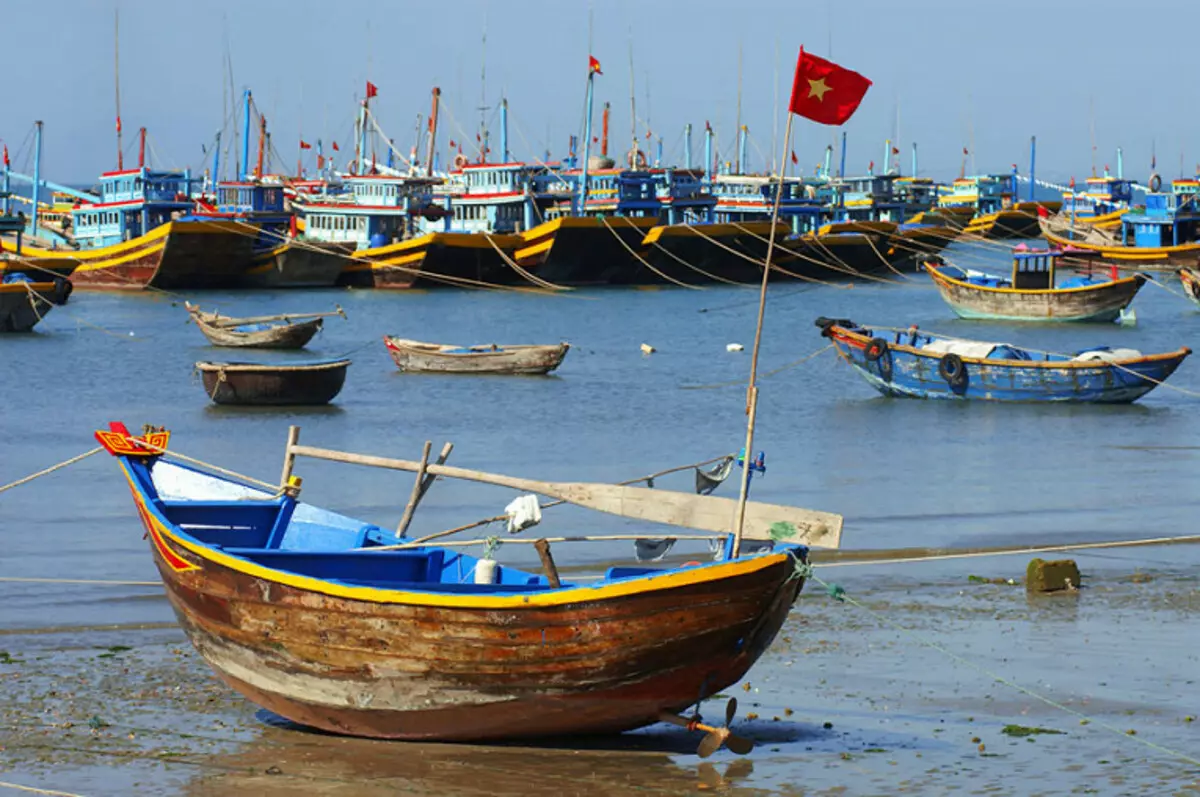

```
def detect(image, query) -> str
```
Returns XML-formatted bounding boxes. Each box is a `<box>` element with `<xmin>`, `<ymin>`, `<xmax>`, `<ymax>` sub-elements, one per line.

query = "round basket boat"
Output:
<box><xmin>195</xmin><ymin>359</ymin><xmax>351</xmax><ymax>406</ymax></box>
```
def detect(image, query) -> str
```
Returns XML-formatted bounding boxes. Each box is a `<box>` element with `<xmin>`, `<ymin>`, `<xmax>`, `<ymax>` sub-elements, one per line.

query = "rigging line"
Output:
<box><xmin>22</xmin><ymin>283</ymin><xmax>156</xmax><ymax>340</ymax></box>
<box><xmin>481</xmin><ymin>232</ymin><xmax>575</xmax><ymax>292</ymax></box>
<box><xmin>731</xmin><ymin>222</ymin><xmax>902</xmax><ymax>285</ymax></box>
<box><xmin>641</xmin><ymin>233</ymin><xmax>751</xmax><ymax>286</ymax></box>
<box><xmin>604</xmin><ymin>216</ymin><xmax>704</xmax><ymax>289</ymax></box>
<box><xmin>690</xmin><ymin>223</ymin><xmax>852</xmax><ymax>288</ymax></box>
<box><xmin>680</xmin><ymin>343</ymin><xmax>835</xmax><ymax>390</ymax></box>
<box><xmin>0</xmin><ymin>447</ymin><xmax>102</xmax><ymax>495</ymax></box>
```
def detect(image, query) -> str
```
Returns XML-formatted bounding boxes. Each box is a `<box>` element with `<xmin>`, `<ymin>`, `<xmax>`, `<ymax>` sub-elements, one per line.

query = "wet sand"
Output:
<box><xmin>2</xmin><ymin>553</ymin><xmax>1198</xmax><ymax>795</ymax></box>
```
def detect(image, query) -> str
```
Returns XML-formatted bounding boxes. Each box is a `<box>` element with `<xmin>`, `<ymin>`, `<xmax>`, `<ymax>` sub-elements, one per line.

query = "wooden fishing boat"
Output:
<box><xmin>0</xmin><ymin>275</ymin><xmax>71</xmax><ymax>332</ymax></box>
<box><xmin>383</xmin><ymin>337</ymin><xmax>569</xmax><ymax>375</ymax></box>
<box><xmin>195</xmin><ymin>359</ymin><xmax>351</xmax><ymax>405</ymax></box>
<box><xmin>817</xmin><ymin>317</ymin><xmax>1189</xmax><ymax>403</ymax></box>
<box><xmin>515</xmin><ymin>215</ymin><xmax>657</xmax><ymax>285</ymax></box>
<box><xmin>0</xmin><ymin>254</ymin><xmax>79</xmax><ymax>280</ymax></box>
<box><xmin>336</xmin><ymin>231</ymin><xmax>524</xmax><ymax>289</ymax></box>
<box><xmin>241</xmin><ymin>240</ymin><xmax>354</xmax><ymax>288</ymax></box>
<box><xmin>1179</xmin><ymin>267</ymin><xmax>1200</xmax><ymax>306</ymax></box>
<box><xmin>185</xmin><ymin>303</ymin><xmax>345</xmax><ymax>349</ymax></box>
<box><xmin>93</xmin><ymin>422</ymin><xmax>842</xmax><ymax>742</ymax></box>
<box><xmin>924</xmin><ymin>249</ymin><xmax>1144</xmax><ymax>322</ymax></box>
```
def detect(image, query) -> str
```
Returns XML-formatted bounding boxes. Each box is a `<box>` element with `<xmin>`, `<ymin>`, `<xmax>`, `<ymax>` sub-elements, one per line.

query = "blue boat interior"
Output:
<box><xmin>934</xmin><ymin>262</ymin><xmax>1109</xmax><ymax>291</ymax></box>
<box><xmin>126</xmin><ymin>457</ymin><xmax>774</xmax><ymax>594</ymax></box>
<box><xmin>844</xmin><ymin>322</ymin><xmax>1132</xmax><ymax>363</ymax></box>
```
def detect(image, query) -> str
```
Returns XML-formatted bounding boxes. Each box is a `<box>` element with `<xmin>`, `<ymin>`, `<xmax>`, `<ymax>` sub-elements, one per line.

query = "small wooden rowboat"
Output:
<box><xmin>186</xmin><ymin>303</ymin><xmax>346</xmax><ymax>349</ymax></box>
<box><xmin>195</xmin><ymin>359</ymin><xmax>351</xmax><ymax>405</ymax></box>
<box><xmin>383</xmin><ymin>337</ymin><xmax>570</xmax><ymax>375</ymax></box>
<box><xmin>93</xmin><ymin>423</ymin><xmax>843</xmax><ymax>744</ymax></box>
<box><xmin>0</xmin><ymin>276</ymin><xmax>72</xmax><ymax>332</ymax></box>
<box><xmin>817</xmin><ymin>317</ymin><xmax>1189</xmax><ymax>403</ymax></box>
<box><xmin>925</xmin><ymin>249</ymin><xmax>1144</xmax><ymax>323</ymax></box>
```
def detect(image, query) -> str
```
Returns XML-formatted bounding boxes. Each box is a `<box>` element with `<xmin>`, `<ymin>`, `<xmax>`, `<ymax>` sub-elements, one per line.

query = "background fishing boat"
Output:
<box><xmin>186</xmin><ymin>303</ymin><xmax>344</xmax><ymax>349</ymax></box>
<box><xmin>818</xmin><ymin>317</ymin><xmax>1189</xmax><ymax>403</ymax></box>
<box><xmin>195</xmin><ymin>359</ymin><xmax>351</xmax><ymax>405</ymax></box>
<box><xmin>925</xmin><ymin>249</ymin><xmax>1144</xmax><ymax>322</ymax></box>
<box><xmin>1179</xmin><ymin>266</ymin><xmax>1200</xmax><ymax>306</ymax></box>
<box><xmin>0</xmin><ymin>274</ymin><xmax>71</xmax><ymax>332</ymax></box>
<box><xmin>383</xmin><ymin>337</ymin><xmax>569</xmax><ymax>374</ymax></box>
<box><xmin>93</xmin><ymin>423</ymin><xmax>840</xmax><ymax>742</ymax></box>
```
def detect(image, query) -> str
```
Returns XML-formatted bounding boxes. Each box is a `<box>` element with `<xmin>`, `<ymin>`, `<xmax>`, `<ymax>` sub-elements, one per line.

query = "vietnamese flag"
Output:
<box><xmin>589</xmin><ymin>55</ymin><xmax>602</xmax><ymax>75</ymax></box>
<box><xmin>299</xmin><ymin>140</ymin><xmax>312</xmax><ymax>150</ymax></box>
<box><xmin>332</xmin><ymin>141</ymin><xmax>340</xmax><ymax>152</ymax></box>
<box><xmin>790</xmin><ymin>150</ymin><xmax>798</xmax><ymax>165</ymax></box>
<box><xmin>788</xmin><ymin>48</ymin><xmax>871</xmax><ymax>126</ymax></box>
<box><xmin>366</xmin><ymin>80</ymin><xmax>378</xmax><ymax>99</ymax></box>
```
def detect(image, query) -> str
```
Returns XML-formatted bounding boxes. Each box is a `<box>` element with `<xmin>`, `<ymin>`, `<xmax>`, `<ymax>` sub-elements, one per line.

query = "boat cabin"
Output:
<box><xmin>1010</xmin><ymin>250</ymin><xmax>1058</xmax><ymax>290</ymax></box>
<box><xmin>1119</xmin><ymin>191</ymin><xmax>1200</xmax><ymax>248</ymax></box>
<box><xmin>71</xmin><ymin>168</ymin><xmax>198</xmax><ymax>248</ymax></box>
<box><xmin>937</xmin><ymin>174</ymin><xmax>1015</xmax><ymax>214</ymax></box>
<box><xmin>655</xmin><ymin>168</ymin><xmax>715</xmax><ymax>225</ymax></box>
<box><xmin>300</xmin><ymin>174</ymin><xmax>441</xmax><ymax>249</ymax></box>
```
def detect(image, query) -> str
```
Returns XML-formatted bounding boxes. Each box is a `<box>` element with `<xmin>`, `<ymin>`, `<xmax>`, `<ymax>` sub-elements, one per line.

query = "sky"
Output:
<box><xmin>5</xmin><ymin>0</ymin><xmax>1198</xmax><ymax>187</ymax></box>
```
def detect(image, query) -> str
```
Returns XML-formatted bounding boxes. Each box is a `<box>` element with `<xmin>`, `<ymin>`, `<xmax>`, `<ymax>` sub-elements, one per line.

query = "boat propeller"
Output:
<box><xmin>659</xmin><ymin>697</ymin><xmax>755</xmax><ymax>758</ymax></box>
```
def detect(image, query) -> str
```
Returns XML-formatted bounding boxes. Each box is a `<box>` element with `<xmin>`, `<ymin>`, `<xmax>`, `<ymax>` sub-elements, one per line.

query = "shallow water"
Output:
<box><xmin>2</xmin><ymin>238</ymin><xmax>1199</xmax><ymax>794</ymax></box>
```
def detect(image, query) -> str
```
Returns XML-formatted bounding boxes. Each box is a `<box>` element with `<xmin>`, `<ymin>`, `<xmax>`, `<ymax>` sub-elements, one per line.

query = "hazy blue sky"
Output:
<box><xmin>5</xmin><ymin>0</ymin><xmax>1197</xmax><ymax>185</ymax></box>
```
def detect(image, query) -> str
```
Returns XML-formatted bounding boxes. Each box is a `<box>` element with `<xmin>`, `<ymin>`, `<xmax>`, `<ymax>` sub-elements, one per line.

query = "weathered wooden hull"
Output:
<box><xmin>635</xmin><ymin>221</ymin><xmax>778</xmax><ymax>285</ymax></box>
<box><xmin>338</xmin><ymin>232</ymin><xmax>522</xmax><ymax>289</ymax></box>
<box><xmin>196</xmin><ymin>360</ymin><xmax>350</xmax><ymax>405</ymax></box>
<box><xmin>194</xmin><ymin>318</ymin><xmax>323</xmax><ymax>349</ymax></box>
<box><xmin>780</xmin><ymin>231</ymin><xmax>903</xmax><ymax>280</ymax></box>
<box><xmin>515</xmin><ymin>216</ymin><xmax>656</xmax><ymax>285</ymax></box>
<box><xmin>1041</xmin><ymin>225</ymin><xmax>1200</xmax><ymax>268</ymax></box>
<box><xmin>0</xmin><ymin>280</ymin><xmax>64</xmax><ymax>332</ymax></box>
<box><xmin>822</xmin><ymin>321</ymin><xmax>1189</xmax><ymax>403</ymax></box>
<box><xmin>1179</xmin><ymin>268</ymin><xmax>1200</xmax><ymax>307</ymax></box>
<box><xmin>241</xmin><ymin>241</ymin><xmax>354</xmax><ymax>288</ymax></box>
<box><xmin>142</xmin><ymin>510</ymin><xmax>801</xmax><ymax>741</ymax></box>
<box><xmin>28</xmin><ymin>220</ymin><xmax>259</xmax><ymax>290</ymax></box>
<box><xmin>926</xmin><ymin>264</ymin><xmax>1144</xmax><ymax>322</ymax></box>
<box><xmin>383</xmin><ymin>337</ymin><xmax>569</xmax><ymax>374</ymax></box>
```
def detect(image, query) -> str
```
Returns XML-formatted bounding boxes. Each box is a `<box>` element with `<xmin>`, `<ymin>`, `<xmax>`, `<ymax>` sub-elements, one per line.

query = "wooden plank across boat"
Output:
<box><xmin>817</xmin><ymin>317</ymin><xmax>1190</xmax><ymax>403</ymax></box>
<box><xmin>195</xmin><ymin>359</ymin><xmax>351</xmax><ymax>405</ymax></box>
<box><xmin>186</xmin><ymin>303</ymin><xmax>345</xmax><ymax>349</ymax></box>
<box><xmin>383</xmin><ymin>336</ymin><xmax>569</xmax><ymax>375</ymax></box>
<box><xmin>93</xmin><ymin>423</ymin><xmax>842</xmax><ymax>742</ymax></box>
<box><xmin>924</xmin><ymin>249</ymin><xmax>1144</xmax><ymax>322</ymax></box>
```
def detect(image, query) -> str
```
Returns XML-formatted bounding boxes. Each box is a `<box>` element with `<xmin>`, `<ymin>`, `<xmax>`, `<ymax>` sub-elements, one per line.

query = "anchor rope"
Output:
<box><xmin>680</xmin><ymin>343</ymin><xmax>834</xmax><ymax>390</ymax></box>
<box><xmin>0</xmin><ymin>448</ymin><xmax>102</xmax><ymax>495</ymax></box>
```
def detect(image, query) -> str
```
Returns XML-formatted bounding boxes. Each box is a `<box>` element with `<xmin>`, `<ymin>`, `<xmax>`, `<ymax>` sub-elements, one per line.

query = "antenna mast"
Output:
<box><xmin>114</xmin><ymin>8</ymin><xmax>123</xmax><ymax>170</ymax></box>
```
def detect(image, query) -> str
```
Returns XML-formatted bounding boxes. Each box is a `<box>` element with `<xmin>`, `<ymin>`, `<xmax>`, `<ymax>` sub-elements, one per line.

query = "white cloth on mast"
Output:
<box><xmin>505</xmin><ymin>494</ymin><xmax>542</xmax><ymax>534</ymax></box>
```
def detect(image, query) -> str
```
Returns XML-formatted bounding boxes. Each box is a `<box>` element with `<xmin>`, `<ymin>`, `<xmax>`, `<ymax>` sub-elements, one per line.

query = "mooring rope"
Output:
<box><xmin>0</xmin><ymin>779</ymin><xmax>87</xmax><ymax>797</ymax></box>
<box><xmin>603</xmin><ymin>216</ymin><xmax>706</xmax><ymax>289</ymax></box>
<box><xmin>680</xmin><ymin>343</ymin><xmax>835</xmax><ymax>390</ymax></box>
<box><xmin>482</xmin><ymin>231</ymin><xmax>573</xmax><ymax>292</ymax></box>
<box><xmin>0</xmin><ymin>448</ymin><xmax>102</xmax><ymax>495</ymax></box>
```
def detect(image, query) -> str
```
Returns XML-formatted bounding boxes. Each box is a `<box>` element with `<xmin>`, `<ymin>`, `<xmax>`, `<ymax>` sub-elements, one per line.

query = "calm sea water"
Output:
<box><xmin>3</xmin><ymin>238</ymin><xmax>1200</xmax><ymax>629</ymax></box>
<box><xmin>3</xmin><ymin>238</ymin><xmax>1200</xmax><ymax>794</ymax></box>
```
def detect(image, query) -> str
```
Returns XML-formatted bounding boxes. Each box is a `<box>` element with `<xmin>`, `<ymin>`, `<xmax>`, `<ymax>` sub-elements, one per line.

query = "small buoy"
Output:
<box><xmin>640</xmin><ymin>343</ymin><xmax>655</xmax><ymax>355</ymax></box>
<box><xmin>128</xmin><ymin>331</ymin><xmax>135</xmax><ymax>336</ymax></box>
<box><xmin>726</xmin><ymin>343</ymin><xmax>744</xmax><ymax>352</ymax></box>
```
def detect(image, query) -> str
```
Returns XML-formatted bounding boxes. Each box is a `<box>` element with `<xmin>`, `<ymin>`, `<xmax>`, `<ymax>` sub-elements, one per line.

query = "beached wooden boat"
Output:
<box><xmin>195</xmin><ymin>360</ymin><xmax>351</xmax><ymax>405</ymax></box>
<box><xmin>186</xmin><ymin>303</ymin><xmax>345</xmax><ymax>349</ymax></box>
<box><xmin>93</xmin><ymin>422</ymin><xmax>842</xmax><ymax>742</ymax></box>
<box><xmin>925</xmin><ymin>249</ymin><xmax>1144</xmax><ymax>322</ymax></box>
<box><xmin>383</xmin><ymin>337</ymin><xmax>569</xmax><ymax>375</ymax></box>
<box><xmin>818</xmin><ymin>317</ymin><xmax>1189</xmax><ymax>403</ymax></box>
<box><xmin>1179</xmin><ymin>267</ymin><xmax>1200</xmax><ymax>306</ymax></box>
<box><xmin>0</xmin><ymin>276</ymin><xmax>72</xmax><ymax>332</ymax></box>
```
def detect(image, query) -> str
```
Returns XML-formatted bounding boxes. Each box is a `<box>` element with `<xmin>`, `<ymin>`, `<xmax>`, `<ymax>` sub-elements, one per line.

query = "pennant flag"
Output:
<box><xmin>790</xmin><ymin>150</ymin><xmax>798</xmax><ymax>165</ymax></box>
<box><xmin>116</xmin><ymin>115</ymin><xmax>122</xmax><ymax>134</ymax></box>
<box><xmin>2</xmin><ymin>144</ymin><xmax>8</xmax><ymax>168</ymax></box>
<box><xmin>592</xmin><ymin>136</ymin><xmax>599</xmax><ymax>143</ymax></box>
<box><xmin>299</xmin><ymin>140</ymin><xmax>312</xmax><ymax>150</ymax></box>
<box><xmin>449</xmin><ymin>139</ymin><xmax>457</xmax><ymax>148</ymax></box>
<box><xmin>705</xmin><ymin>120</ymin><xmax>711</xmax><ymax>132</ymax></box>
<box><xmin>365</xmin><ymin>81</ymin><xmax>378</xmax><ymax>99</ymax></box>
<box><xmin>891</xmin><ymin>146</ymin><xmax>899</xmax><ymax>155</ymax></box>
<box><xmin>589</xmin><ymin>55</ymin><xmax>602</xmax><ymax>75</ymax></box>
<box><xmin>1069</xmin><ymin>176</ymin><xmax>1076</xmax><ymax>189</ymax></box>
<box><xmin>645</xmin><ymin>129</ymin><xmax>652</xmax><ymax>140</ymax></box>
<box><xmin>869</xmin><ymin>160</ymin><xmax>875</xmax><ymax>171</ymax></box>
<box><xmin>962</xmin><ymin>146</ymin><xmax>969</xmax><ymax>156</ymax></box>
<box><xmin>787</xmin><ymin>48</ymin><xmax>871</xmax><ymax>126</ymax></box>
<box><xmin>332</xmin><ymin>141</ymin><xmax>340</xmax><ymax>152</ymax></box>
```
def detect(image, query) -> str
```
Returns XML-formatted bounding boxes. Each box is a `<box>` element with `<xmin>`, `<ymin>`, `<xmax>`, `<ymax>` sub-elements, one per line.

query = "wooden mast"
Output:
<box><xmin>114</xmin><ymin>8</ymin><xmax>123</xmax><ymax>170</ymax></box>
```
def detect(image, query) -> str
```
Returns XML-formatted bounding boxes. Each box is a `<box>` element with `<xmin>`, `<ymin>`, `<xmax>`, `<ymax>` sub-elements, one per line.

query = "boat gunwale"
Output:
<box><xmin>924</xmin><ymin>261</ymin><xmax>1144</xmax><ymax>296</ymax></box>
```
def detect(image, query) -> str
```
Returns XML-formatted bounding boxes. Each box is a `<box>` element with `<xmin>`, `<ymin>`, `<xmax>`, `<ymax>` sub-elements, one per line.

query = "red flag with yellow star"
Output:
<box><xmin>788</xmin><ymin>48</ymin><xmax>871</xmax><ymax>126</ymax></box>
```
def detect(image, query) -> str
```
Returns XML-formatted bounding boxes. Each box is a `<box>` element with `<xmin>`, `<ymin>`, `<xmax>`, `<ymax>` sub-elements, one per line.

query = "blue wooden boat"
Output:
<box><xmin>817</xmin><ymin>317</ymin><xmax>1189</xmax><ymax>402</ymax></box>
<box><xmin>92</xmin><ymin>422</ymin><xmax>841</xmax><ymax>743</ymax></box>
<box><xmin>925</xmin><ymin>249</ymin><xmax>1145</xmax><ymax>322</ymax></box>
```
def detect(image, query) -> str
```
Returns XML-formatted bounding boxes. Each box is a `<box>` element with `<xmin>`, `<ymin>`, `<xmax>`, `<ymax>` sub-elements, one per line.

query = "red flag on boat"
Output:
<box><xmin>962</xmin><ymin>147</ymin><xmax>969</xmax><ymax>155</ymax></box>
<box><xmin>787</xmin><ymin>48</ymin><xmax>871</xmax><ymax>126</ymax></box>
<box><xmin>1070</xmin><ymin>176</ymin><xmax>1076</xmax><ymax>189</ymax></box>
<box><xmin>299</xmin><ymin>140</ymin><xmax>312</xmax><ymax>150</ymax></box>
<box><xmin>449</xmin><ymin>139</ymin><xmax>456</xmax><ymax>148</ymax></box>
<box><xmin>2</xmin><ymin>145</ymin><xmax>7</xmax><ymax>168</ymax></box>
<box><xmin>116</xmin><ymin>115</ymin><xmax>122</xmax><ymax>134</ymax></box>
<box><xmin>317</xmin><ymin>154</ymin><xmax>324</xmax><ymax>169</ymax></box>
<box><xmin>869</xmin><ymin>160</ymin><xmax>875</xmax><ymax>172</ymax></box>
<box><xmin>365</xmin><ymin>81</ymin><xmax>378</xmax><ymax>99</ymax></box>
<box><xmin>332</xmin><ymin>141</ymin><xmax>340</xmax><ymax>152</ymax></box>
<box><xmin>589</xmin><ymin>55</ymin><xmax>602</xmax><ymax>75</ymax></box>
<box><xmin>790</xmin><ymin>150</ymin><xmax>798</xmax><ymax>165</ymax></box>
<box><xmin>705</xmin><ymin>120</ymin><xmax>711</xmax><ymax>132</ymax></box>
<box><xmin>892</xmin><ymin>146</ymin><xmax>899</xmax><ymax>155</ymax></box>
